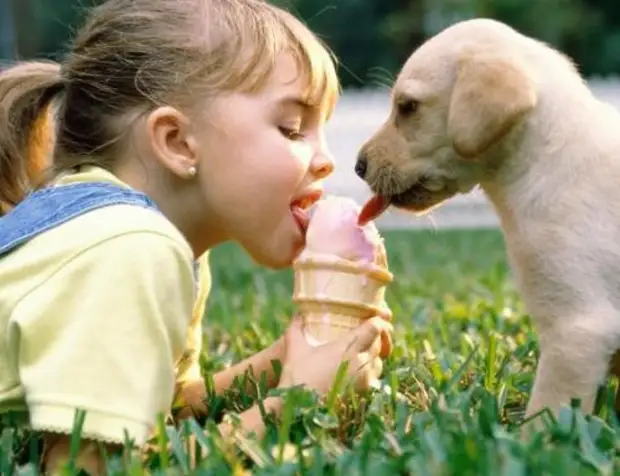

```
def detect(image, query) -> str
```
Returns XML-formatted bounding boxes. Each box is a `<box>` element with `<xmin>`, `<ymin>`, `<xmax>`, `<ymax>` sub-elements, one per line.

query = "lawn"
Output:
<box><xmin>3</xmin><ymin>228</ymin><xmax>620</xmax><ymax>474</ymax></box>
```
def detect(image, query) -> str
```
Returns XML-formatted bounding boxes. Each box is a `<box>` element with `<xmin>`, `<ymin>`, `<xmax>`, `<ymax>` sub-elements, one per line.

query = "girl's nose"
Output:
<box><xmin>311</xmin><ymin>151</ymin><xmax>334</xmax><ymax>180</ymax></box>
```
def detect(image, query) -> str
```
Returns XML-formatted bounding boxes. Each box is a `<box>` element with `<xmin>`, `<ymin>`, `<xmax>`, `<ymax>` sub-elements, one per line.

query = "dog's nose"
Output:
<box><xmin>354</xmin><ymin>152</ymin><xmax>368</xmax><ymax>179</ymax></box>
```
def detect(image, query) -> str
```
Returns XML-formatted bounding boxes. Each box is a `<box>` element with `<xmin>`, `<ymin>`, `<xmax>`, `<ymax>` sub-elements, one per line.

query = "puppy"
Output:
<box><xmin>356</xmin><ymin>18</ymin><xmax>620</xmax><ymax>427</ymax></box>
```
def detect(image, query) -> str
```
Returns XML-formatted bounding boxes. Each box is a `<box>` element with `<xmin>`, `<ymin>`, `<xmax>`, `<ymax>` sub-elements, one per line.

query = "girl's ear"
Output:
<box><xmin>146</xmin><ymin>106</ymin><xmax>198</xmax><ymax>178</ymax></box>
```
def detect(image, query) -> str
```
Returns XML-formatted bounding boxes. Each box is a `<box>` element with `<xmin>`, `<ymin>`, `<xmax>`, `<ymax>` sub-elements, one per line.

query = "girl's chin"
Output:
<box><xmin>259</xmin><ymin>253</ymin><xmax>296</xmax><ymax>270</ymax></box>
<box><xmin>272</xmin><ymin>239</ymin><xmax>305</xmax><ymax>269</ymax></box>
<box><xmin>248</xmin><ymin>241</ymin><xmax>300</xmax><ymax>270</ymax></box>
<box><xmin>243</xmin><ymin>220</ymin><xmax>306</xmax><ymax>269</ymax></box>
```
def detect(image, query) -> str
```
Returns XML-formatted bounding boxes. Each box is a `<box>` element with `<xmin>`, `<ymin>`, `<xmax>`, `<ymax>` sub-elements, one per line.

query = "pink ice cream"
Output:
<box><xmin>301</xmin><ymin>196</ymin><xmax>384</xmax><ymax>263</ymax></box>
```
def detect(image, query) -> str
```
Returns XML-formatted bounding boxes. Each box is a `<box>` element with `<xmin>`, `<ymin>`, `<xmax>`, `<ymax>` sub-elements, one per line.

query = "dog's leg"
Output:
<box><xmin>523</xmin><ymin>312</ymin><xmax>620</xmax><ymax>434</ymax></box>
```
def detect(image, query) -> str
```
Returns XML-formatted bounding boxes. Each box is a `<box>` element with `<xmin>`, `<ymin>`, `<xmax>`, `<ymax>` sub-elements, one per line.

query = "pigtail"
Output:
<box><xmin>0</xmin><ymin>61</ymin><xmax>64</xmax><ymax>215</ymax></box>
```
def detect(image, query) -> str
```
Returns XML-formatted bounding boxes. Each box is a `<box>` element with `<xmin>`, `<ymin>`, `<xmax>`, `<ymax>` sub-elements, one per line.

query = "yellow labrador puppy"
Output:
<box><xmin>356</xmin><ymin>18</ymin><xmax>620</xmax><ymax>426</ymax></box>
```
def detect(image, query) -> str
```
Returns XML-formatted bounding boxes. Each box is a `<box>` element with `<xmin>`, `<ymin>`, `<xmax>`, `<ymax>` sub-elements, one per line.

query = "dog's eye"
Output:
<box><xmin>397</xmin><ymin>99</ymin><xmax>419</xmax><ymax>117</ymax></box>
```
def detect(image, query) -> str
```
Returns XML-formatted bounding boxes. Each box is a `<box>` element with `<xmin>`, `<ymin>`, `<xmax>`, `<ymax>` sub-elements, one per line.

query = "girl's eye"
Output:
<box><xmin>279</xmin><ymin>126</ymin><xmax>305</xmax><ymax>141</ymax></box>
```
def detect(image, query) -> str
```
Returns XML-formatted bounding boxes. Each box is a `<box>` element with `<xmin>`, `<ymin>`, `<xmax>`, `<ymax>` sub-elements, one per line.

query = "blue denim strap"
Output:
<box><xmin>0</xmin><ymin>182</ymin><xmax>160</xmax><ymax>257</ymax></box>
<box><xmin>0</xmin><ymin>181</ymin><xmax>200</xmax><ymax>284</ymax></box>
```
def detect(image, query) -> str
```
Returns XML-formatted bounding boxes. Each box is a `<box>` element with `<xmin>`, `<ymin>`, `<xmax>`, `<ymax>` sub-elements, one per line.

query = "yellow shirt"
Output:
<box><xmin>0</xmin><ymin>166</ymin><xmax>210</xmax><ymax>445</ymax></box>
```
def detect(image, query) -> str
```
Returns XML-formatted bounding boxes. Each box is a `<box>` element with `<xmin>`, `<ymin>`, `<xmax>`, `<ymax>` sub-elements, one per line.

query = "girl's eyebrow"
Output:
<box><xmin>277</xmin><ymin>94</ymin><xmax>314</xmax><ymax>111</ymax></box>
<box><xmin>274</xmin><ymin>94</ymin><xmax>323</xmax><ymax>123</ymax></box>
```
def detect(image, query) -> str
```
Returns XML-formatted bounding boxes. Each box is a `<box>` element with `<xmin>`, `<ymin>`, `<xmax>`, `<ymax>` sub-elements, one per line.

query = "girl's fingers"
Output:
<box><xmin>346</xmin><ymin>317</ymin><xmax>393</xmax><ymax>354</ymax></box>
<box><xmin>378</xmin><ymin>305</ymin><xmax>393</xmax><ymax>322</ymax></box>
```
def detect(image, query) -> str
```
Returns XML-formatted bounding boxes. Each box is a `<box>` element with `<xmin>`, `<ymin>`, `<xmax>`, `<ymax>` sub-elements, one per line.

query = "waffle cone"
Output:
<box><xmin>292</xmin><ymin>254</ymin><xmax>393</xmax><ymax>344</ymax></box>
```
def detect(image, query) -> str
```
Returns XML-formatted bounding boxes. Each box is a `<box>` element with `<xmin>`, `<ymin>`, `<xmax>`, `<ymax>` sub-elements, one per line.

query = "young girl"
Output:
<box><xmin>0</xmin><ymin>0</ymin><xmax>393</xmax><ymax>473</ymax></box>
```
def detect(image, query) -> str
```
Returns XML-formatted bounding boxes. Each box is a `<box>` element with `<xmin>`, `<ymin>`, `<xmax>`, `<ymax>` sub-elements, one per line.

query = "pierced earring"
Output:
<box><xmin>187</xmin><ymin>165</ymin><xmax>197</xmax><ymax>178</ymax></box>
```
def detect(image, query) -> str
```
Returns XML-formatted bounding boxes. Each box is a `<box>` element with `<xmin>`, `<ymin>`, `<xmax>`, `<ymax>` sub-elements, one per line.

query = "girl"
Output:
<box><xmin>0</xmin><ymin>0</ymin><xmax>393</xmax><ymax>473</ymax></box>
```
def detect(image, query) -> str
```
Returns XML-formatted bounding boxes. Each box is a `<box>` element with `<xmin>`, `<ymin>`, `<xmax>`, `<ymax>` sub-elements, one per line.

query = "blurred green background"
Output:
<box><xmin>2</xmin><ymin>0</ymin><xmax>620</xmax><ymax>89</ymax></box>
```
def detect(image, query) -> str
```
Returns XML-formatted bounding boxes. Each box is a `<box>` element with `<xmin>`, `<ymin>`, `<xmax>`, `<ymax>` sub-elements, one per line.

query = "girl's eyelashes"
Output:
<box><xmin>279</xmin><ymin>126</ymin><xmax>305</xmax><ymax>141</ymax></box>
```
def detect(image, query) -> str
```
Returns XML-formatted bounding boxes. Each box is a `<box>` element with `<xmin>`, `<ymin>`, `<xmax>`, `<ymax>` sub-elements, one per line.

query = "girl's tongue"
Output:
<box><xmin>291</xmin><ymin>205</ymin><xmax>310</xmax><ymax>233</ymax></box>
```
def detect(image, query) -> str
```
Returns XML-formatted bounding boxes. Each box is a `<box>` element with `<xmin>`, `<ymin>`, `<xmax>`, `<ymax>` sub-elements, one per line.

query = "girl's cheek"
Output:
<box><xmin>290</xmin><ymin>141</ymin><xmax>314</xmax><ymax>167</ymax></box>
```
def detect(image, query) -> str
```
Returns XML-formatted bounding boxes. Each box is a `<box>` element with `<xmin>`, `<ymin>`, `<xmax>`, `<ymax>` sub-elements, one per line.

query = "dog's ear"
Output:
<box><xmin>448</xmin><ymin>53</ymin><xmax>537</xmax><ymax>159</ymax></box>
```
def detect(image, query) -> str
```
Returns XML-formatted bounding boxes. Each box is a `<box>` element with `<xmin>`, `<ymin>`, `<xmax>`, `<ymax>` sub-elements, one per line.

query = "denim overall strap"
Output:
<box><xmin>0</xmin><ymin>182</ymin><xmax>159</xmax><ymax>257</ymax></box>
<box><xmin>0</xmin><ymin>182</ymin><xmax>199</xmax><ymax>284</ymax></box>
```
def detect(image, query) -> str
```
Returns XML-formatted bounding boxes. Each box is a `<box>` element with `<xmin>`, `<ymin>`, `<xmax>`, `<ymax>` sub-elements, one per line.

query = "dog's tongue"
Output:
<box><xmin>358</xmin><ymin>195</ymin><xmax>390</xmax><ymax>225</ymax></box>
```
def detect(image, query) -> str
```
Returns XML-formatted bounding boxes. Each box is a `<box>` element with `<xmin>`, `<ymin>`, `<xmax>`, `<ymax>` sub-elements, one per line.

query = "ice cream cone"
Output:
<box><xmin>292</xmin><ymin>195</ymin><xmax>393</xmax><ymax>345</ymax></box>
<box><xmin>292</xmin><ymin>254</ymin><xmax>393</xmax><ymax>344</ymax></box>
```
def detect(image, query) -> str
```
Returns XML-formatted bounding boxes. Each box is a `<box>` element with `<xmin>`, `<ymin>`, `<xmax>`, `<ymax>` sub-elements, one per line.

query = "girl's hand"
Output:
<box><xmin>278</xmin><ymin>316</ymin><xmax>393</xmax><ymax>394</ymax></box>
<box><xmin>279</xmin><ymin>300</ymin><xmax>392</xmax><ymax>360</ymax></box>
<box><xmin>377</xmin><ymin>300</ymin><xmax>393</xmax><ymax>322</ymax></box>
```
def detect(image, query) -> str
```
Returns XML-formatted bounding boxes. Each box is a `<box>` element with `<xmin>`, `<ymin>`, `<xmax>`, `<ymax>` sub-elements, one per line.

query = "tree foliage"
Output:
<box><xmin>4</xmin><ymin>0</ymin><xmax>620</xmax><ymax>88</ymax></box>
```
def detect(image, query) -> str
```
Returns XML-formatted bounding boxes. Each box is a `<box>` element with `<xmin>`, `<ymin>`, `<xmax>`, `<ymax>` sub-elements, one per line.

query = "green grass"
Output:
<box><xmin>3</xmin><ymin>228</ymin><xmax>620</xmax><ymax>475</ymax></box>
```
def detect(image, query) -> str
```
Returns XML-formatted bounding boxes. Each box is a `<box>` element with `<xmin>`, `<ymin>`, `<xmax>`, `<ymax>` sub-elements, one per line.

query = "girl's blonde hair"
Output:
<box><xmin>0</xmin><ymin>0</ymin><xmax>340</xmax><ymax>215</ymax></box>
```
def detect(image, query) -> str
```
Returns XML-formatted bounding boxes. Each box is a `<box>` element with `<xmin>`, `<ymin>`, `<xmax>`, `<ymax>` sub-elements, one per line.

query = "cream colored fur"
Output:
<box><xmin>358</xmin><ymin>18</ymin><xmax>620</xmax><ymax>429</ymax></box>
